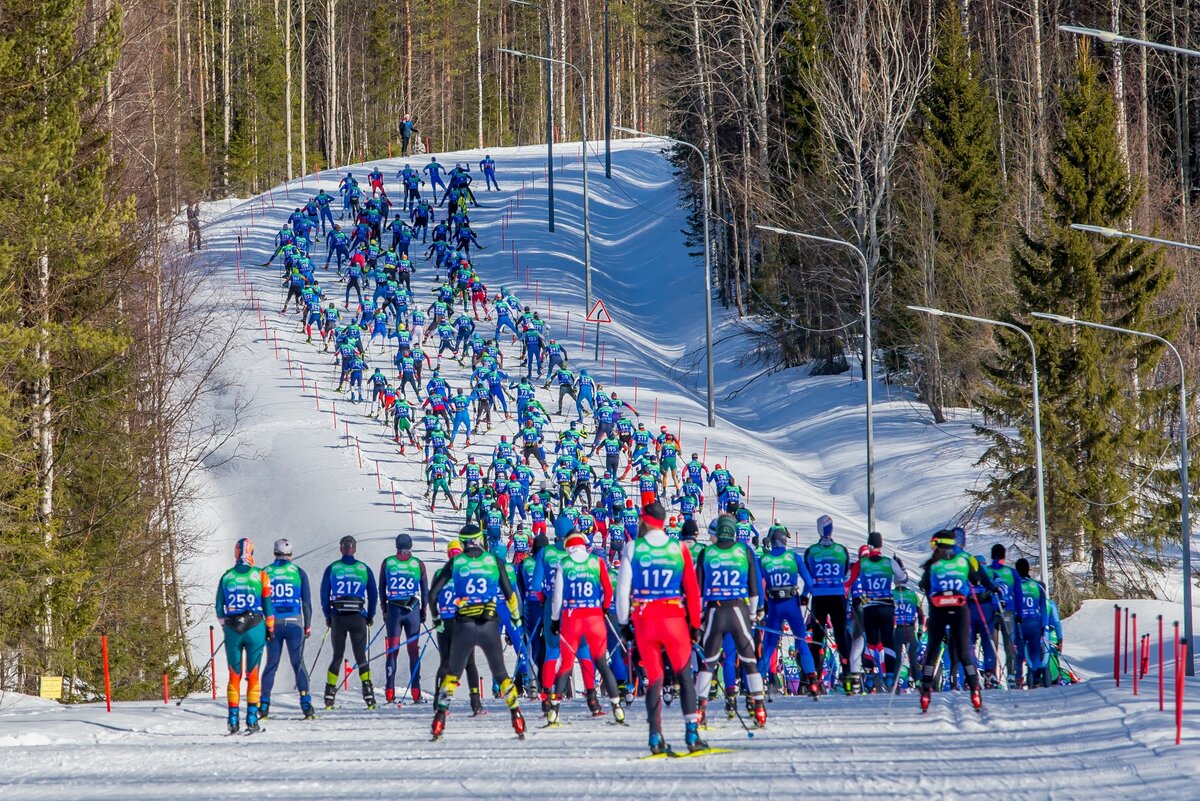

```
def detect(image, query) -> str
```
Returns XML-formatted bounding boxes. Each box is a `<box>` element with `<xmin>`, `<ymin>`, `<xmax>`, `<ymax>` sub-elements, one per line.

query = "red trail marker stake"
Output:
<box><xmin>375</xmin><ymin>461</ymin><xmax>382</xmax><ymax>490</ymax></box>
<box><xmin>1160</xmin><ymin>615</ymin><xmax>1165</xmax><ymax>711</ymax></box>
<box><xmin>163</xmin><ymin>672</ymin><xmax>170</xmax><ymax>704</ymax></box>
<box><xmin>1132</xmin><ymin>614</ymin><xmax>1139</xmax><ymax>695</ymax></box>
<box><xmin>343</xmin><ymin>660</ymin><xmax>350</xmax><ymax>690</ymax></box>
<box><xmin>633</xmin><ymin>377</ymin><xmax>638</xmax><ymax>403</ymax></box>
<box><xmin>1177</xmin><ymin>638</ymin><xmax>1188</xmax><ymax>745</ymax></box>
<box><xmin>391</xmin><ymin>481</ymin><xmax>398</xmax><ymax>512</ymax></box>
<box><xmin>410</xmin><ymin>501</ymin><xmax>417</xmax><ymax>528</ymax></box>
<box><xmin>101</xmin><ymin>634</ymin><xmax>112</xmax><ymax>713</ymax></box>
<box><xmin>332</xmin><ymin>400</ymin><xmax>338</xmax><ymax>429</ymax></box>
<box><xmin>653</xmin><ymin>398</ymin><xmax>658</xmax><ymax>424</ymax></box>
<box><xmin>315</xmin><ymin>386</ymin><xmax>321</xmax><ymax>411</ymax></box>
<box><xmin>701</xmin><ymin>437</ymin><xmax>707</xmax><ymax>465</ymax></box>
<box><xmin>356</xmin><ymin>437</ymin><xmax>363</xmax><ymax>469</ymax></box>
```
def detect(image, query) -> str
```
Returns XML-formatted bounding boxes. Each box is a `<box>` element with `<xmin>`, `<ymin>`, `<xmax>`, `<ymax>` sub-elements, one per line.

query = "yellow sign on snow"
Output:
<box><xmin>38</xmin><ymin>675</ymin><xmax>63</xmax><ymax>700</ymax></box>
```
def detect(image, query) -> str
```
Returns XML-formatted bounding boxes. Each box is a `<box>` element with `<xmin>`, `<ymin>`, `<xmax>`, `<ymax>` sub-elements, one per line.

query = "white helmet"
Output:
<box><xmin>273</xmin><ymin>538</ymin><xmax>294</xmax><ymax>558</ymax></box>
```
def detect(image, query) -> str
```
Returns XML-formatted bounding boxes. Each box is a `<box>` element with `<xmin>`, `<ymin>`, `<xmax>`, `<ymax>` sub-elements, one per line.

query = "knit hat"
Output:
<box><xmin>680</xmin><ymin>519</ymin><xmax>700</xmax><ymax>541</ymax></box>
<box><xmin>715</xmin><ymin>515</ymin><xmax>737</xmax><ymax>541</ymax></box>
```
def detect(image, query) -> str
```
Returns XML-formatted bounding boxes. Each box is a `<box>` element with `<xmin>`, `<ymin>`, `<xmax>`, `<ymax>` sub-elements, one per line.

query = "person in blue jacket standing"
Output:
<box><xmin>260</xmin><ymin>538</ymin><xmax>315</xmax><ymax>719</ymax></box>
<box><xmin>1013</xmin><ymin>557</ymin><xmax>1052</xmax><ymax>688</ymax></box>
<box><xmin>757</xmin><ymin>525</ymin><xmax>820</xmax><ymax>697</ymax></box>
<box><xmin>480</xmin><ymin>155</ymin><xmax>500</xmax><ymax>191</ymax></box>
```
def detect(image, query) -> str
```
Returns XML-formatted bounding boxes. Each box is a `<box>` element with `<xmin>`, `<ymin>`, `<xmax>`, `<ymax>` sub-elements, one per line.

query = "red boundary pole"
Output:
<box><xmin>101</xmin><ymin>634</ymin><xmax>112</xmax><ymax>713</ymax></box>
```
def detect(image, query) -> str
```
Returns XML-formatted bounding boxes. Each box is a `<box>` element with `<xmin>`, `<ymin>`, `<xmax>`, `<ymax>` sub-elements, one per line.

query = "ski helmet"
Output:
<box><xmin>273</xmin><ymin>538</ymin><xmax>293</xmax><ymax>559</ymax></box>
<box><xmin>817</xmin><ymin>514</ymin><xmax>834</xmax><ymax>541</ymax></box>
<box><xmin>339</xmin><ymin>535</ymin><xmax>357</xmax><ymax>555</ymax></box>
<box><xmin>395</xmin><ymin>533</ymin><xmax>414</xmax><ymax>552</ymax></box>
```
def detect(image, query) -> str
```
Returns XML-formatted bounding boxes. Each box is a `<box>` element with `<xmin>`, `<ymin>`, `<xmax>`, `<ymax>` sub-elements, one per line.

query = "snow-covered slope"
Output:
<box><xmin>5</xmin><ymin>142</ymin><xmax>1197</xmax><ymax>798</ymax></box>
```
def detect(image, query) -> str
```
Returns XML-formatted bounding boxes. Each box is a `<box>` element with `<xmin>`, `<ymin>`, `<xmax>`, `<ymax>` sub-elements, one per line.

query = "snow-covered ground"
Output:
<box><xmin>3</xmin><ymin>142</ymin><xmax>1198</xmax><ymax>798</ymax></box>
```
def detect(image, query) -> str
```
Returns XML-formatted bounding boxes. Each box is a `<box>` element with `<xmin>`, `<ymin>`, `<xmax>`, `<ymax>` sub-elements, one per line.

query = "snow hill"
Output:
<box><xmin>1</xmin><ymin>142</ymin><xmax>1198</xmax><ymax>799</ymax></box>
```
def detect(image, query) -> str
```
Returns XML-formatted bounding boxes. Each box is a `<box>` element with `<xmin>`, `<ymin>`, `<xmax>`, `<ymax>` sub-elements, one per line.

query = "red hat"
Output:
<box><xmin>565</xmin><ymin>532</ymin><xmax>588</xmax><ymax>549</ymax></box>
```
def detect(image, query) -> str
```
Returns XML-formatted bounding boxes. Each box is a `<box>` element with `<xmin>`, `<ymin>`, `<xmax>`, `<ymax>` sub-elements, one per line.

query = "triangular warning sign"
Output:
<box><xmin>586</xmin><ymin>299</ymin><xmax>613</xmax><ymax>324</ymax></box>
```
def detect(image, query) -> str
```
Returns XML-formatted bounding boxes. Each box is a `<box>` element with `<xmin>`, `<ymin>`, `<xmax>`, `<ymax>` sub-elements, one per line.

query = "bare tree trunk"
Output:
<box><xmin>1029</xmin><ymin>0</ymin><xmax>1045</xmax><ymax>176</ymax></box>
<box><xmin>286</xmin><ymin>0</ymin><xmax>294</xmax><ymax>180</ymax></box>
<box><xmin>404</xmin><ymin>0</ymin><xmax>413</xmax><ymax>111</ymax></box>
<box><xmin>222</xmin><ymin>0</ymin><xmax>231</xmax><ymax>186</ymax></box>
<box><xmin>1111</xmin><ymin>0</ymin><xmax>1129</xmax><ymax>170</ymax></box>
<box><xmin>1138</xmin><ymin>0</ymin><xmax>1150</xmax><ymax>223</ymax></box>
<box><xmin>326</xmin><ymin>0</ymin><xmax>337</xmax><ymax>167</ymax></box>
<box><xmin>300</xmin><ymin>0</ymin><xmax>307</xmax><ymax>171</ymax></box>
<box><xmin>476</xmin><ymin>0</ymin><xmax>484</xmax><ymax>148</ymax></box>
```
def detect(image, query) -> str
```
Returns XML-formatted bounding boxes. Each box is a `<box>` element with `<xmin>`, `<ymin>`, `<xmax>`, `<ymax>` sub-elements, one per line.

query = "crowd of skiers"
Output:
<box><xmin>214</xmin><ymin>157</ymin><xmax>1072</xmax><ymax>753</ymax></box>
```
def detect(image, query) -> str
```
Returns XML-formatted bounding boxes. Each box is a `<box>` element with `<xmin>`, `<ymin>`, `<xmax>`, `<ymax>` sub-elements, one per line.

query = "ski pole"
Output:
<box><xmin>305</xmin><ymin>628</ymin><xmax>331</xmax><ymax>679</ymax></box>
<box><xmin>356</xmin><ymin>628</ymin><xmax>427</xmax><ymax>670</ymax></box>
<box><xmin>176</xmin><ymin>638</ymin><xmax>226</xmax><ymax>705</ymax></box>
<box><xmin>399</xmin><ymin>630</ymin><xmax>435</xmax><ymax>702</ymax></box>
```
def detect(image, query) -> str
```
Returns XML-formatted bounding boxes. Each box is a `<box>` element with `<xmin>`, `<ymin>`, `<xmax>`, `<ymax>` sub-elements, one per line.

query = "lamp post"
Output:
<box><xmin>909</xmin><ymin>306</ymin><xmax>1050</xmax><ymax>594</ymax></box>
<box><xmin>604</xmin><ymin>0</ymin><xmax>611</xmax><ymax>178</ymax></box>
<box><xmin>508</xmin><ymin>0</ymin><xmax>555</xmax><ymax>233</ymax></box>
<box><xmin>1032</xmin><ymin>310</ymin><xmax>1192</xmax><ymax>675</ymax></box>
<box><xmin>757</xmin><ymin>224</ymin><xmax>876</xmax><ymax>534</ymax></box>
<box><xmin>614</xmin><ymin>125</ymin><xmax>714</xmax><ymax>428</ymax></box>
<box><xmin>499</xmin><ymin>47</ymin><xmax>592</xmax><ymax>313</ymax></box>
<box><xmin>1059</xmin><ymin>24</ymin><xmax>1200</xmax><ymax>59</ymax></box>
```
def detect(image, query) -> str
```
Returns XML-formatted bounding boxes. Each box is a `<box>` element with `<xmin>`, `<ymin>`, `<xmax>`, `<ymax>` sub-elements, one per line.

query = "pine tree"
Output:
<box><xmin>976</xmin><ymin>46</ymin><xmax>1176</xmax><ymax>593</ymax></box>
<box><xmin>893</xmin><ymin>5</ymin><xmax>1006</xmax><ymax>420</ymax></box>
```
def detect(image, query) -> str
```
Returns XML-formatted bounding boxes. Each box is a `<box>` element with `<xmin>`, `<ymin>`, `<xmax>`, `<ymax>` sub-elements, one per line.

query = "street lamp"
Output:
<box><xmin>508</xmin><ymin>0</ymin><xmax>555</xmax><ymax>233</ymax></box>
<box><xmin>1059</xmin><ymin>24</ymin><xmax>1200</xmax><ymax>59</ymax></box>
<box><xmin>757</xmin><ymin>224</ymin><xmax>876</xmax><ymax>534</ymax></box>
<box><xmin>1032</xmin><ymin>309</ymin><xmax>1193</xmax><ymax>675</ymax></box>
<box><xmin>614</xmin><ymin>125</ymin><xmax>714</xmax><ymax>428</ymax></box>
<box><xmin>499</xmin><ymin>47</ymin><xmax>593</xmax><ymax>313</ymax></box>
<box><xmin>1070</xmin><ymin>223</ymin><xmax>1200</xmax><ymax>254</ymax></box>
<box><xmin>909</xmin><ymin>306</ymin><xmax>1050</xmax><ymax>594</ymax></box>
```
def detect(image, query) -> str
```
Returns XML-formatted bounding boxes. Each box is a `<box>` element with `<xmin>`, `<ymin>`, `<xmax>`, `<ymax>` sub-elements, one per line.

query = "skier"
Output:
<box><xmin>431</xmin><ymin>539</ymin><xmax>485</xmax><ymax>714</ymax></box>
<box><xmin>917</xmin><ymin>529</ymin><xmax>995</xmax><ymax>711</ymax></box>
<box><xmin>804</xmin><ymin>514</ymin><xmax>851</xmax><ymax>689</ymax></box>
<box><xmin>694</xmin><ymin>513</ymin><xmax>767</xmax><ymax>726</ymax></box>
<box><xmin>399</xmin><ymin>114</ymin><xmax>418</xmax><ymax>156</ymax></box>
<box><xmin>982</xmin><ymin>543</ymin><xmax>1024</xmax><ymax>686</ymax></box>
<box><xmin>616</xmin><ymin>502</ymin><xmax>707</xmax><ymax>755</ymax></box>
<box><xmin>260</xmin><ymin>538</ymin><xmax>315</xmax><ymax>719</ymax></box>
<box><xmin>892</xmin><ymin>575</ymin><xmax>925</xmax><ymax>690</ymax></box>
<box><xmin>546</xmin><ymin>529</ymin><xmax>626</xmax><ymax>725</ymax></box>
<box><xmin>379</xmin><ymin>533</ymin><xmax>430</xmax><ymax>703</ymax></box>
<box><xmin>843</xmin><ymin>530</ymin><xmax>907</xmax><ymax>689</ymax></box>
<box><xmin>320</xmin><ymin>535</ymin><xmax>379</xmax><ymax>710</ymax></box>
<box><xmin>215</xmin><ymin>538</ymin><xmax>275</xmax><ymax>734</ymax></box>
<box><xmin>1013</xmin><ymin>557</ymin><xmax>1052</xmax><ymax>688</ymax></box>
<box><xmin>757</xmin><ymin>524</ymin><xmax>820</xmax><ymax>697</ymax></box>
<box><xmin>428</xmin><ymin>525</ymin><xmax>527</xmax><ymax>740</ymax></box>
<box><xmin>480</xmin><ymin>154</ymin><xmax>500</xmax><ymax>191</ymax></box>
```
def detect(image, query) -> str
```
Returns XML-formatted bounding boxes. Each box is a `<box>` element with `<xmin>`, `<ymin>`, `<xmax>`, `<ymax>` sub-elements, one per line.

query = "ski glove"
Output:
<box><xmin>433</xmin><ymin>618</ymin><xmax>445</xmax><ymax>634</ymax></box>
<box><xmin>550</xmin><ymin>619</ymin><xmax>561</xmax><ymax>637</ymax></box>
<box><xmin>620</xmin><ymin>623</ymin><xmax>635</xmax><ymax>641</ymax></box>
<box><xmin>265</xmin><ymin>626</ymin><xmax>274</xmax><ymax>642</ymax></box>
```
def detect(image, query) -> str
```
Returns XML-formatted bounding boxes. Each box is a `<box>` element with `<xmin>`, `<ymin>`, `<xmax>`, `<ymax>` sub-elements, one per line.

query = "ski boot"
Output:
<box><xmin>470</xmin><ymin>688</ymin><xmax>485</xmax><ymax>716</ymax></box>
<box><xmin>431</xmin><ymin>706</ymin><xmax>448</xmax><ymax>740</ymax></box>
<box><xmin>648</xmin><ymin>731</ymin><xmax>669</xmax><ymax>756</ymax></box>
<box><xmin>751</xmin><ymin>697</ymin><xmax>767</xmax><ymax>728</ymax></box>
<box><xmin>697</xmin><ymin>698</ymin><xmax>708</xmax><ymax>728</ymax></box>
<box><xmin>540</xmin><ymin>693</ymin><xmax>551</xmax><ymax>717</ymax></box>
<box><xmin>806</xmin><ymin>672</ymin><xmax>821</xmax><ymax>699</ymax></box>
<box><xmin>245</xmin><ymin>703</ymin><xmax>261</xmax><ymax>734</ymax></box>
<box><xmin>610</xmin><ymin>699</ymin><xmax>626</xmax><ymax>725</ymax></box>
<box><xmin>258</xmin><ymin>699</ymin><xmax>271</xmax><ymax>719</ymax></box>
<box><xmin>545</xmin><ymin>694</ymin><xmax>561</xmax><ymax>726</ymax></box>
<box><xmin>971</xmin><ymin>687</ymin><xmax>983</xmax><ymax>711</ymax></box>
<box><xmin>362</xmin><ymin>680</ymin><xmax>377</xmax><ymax>710</ymax></box>
<box><xmin>323</xmin><ymin>682</ymin><xmax>338</xmax><ymax>710</ymax></box>
<box><xmin>412</xmin><ymin>687</ymin><xmax>427</xmax><ymax>704</ymax></box>
<box><xmin>510</xmin><ymin>707</ymin><xmax>527</xmax><ymax>739</ymax></box>
<box><xmin>662</xmin><ymin>684</ymin><xmax>674</xmax><ymax>706</ymax></box>
<box><xmin>300</xmin><ymin>694</ymin><xmax>317</xmax><ymax>720</ymax></box>
<box><xmin>685</xmin><ymin>721</ymin><xmax>708</xmax><ymax>753</ymax></box>
<box><xmin>982</xmin><ymin>671</ymin><xmax>999</xmax><ymax>690</ymax></box>
<box><xmin>585</xmin><ymin>688</ymin><xmax>604</xmax><ymax>717</ymax></box>
<box><xmin>848</xmin><ymin>673</ymin><xmax>863</xmax><ymax>695</ymax></box>
<box><xmin>385</xmin><ymin>688</ymin><xmax>396</xmax><ymax>704</ymax></box>
<box><xmin>724</xmin><ymin>693</ymin><xmax>737</xmax><ymax>719</ymax></box>
<box><xmin>227</xmin><ymin>706</ymin><xmax>240</xmax><ymax>735</ymax></box>
<box><xmin>919</xmin><ymin>686</ymin><xmax>932</xmax><ymax>712</ymax></box>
